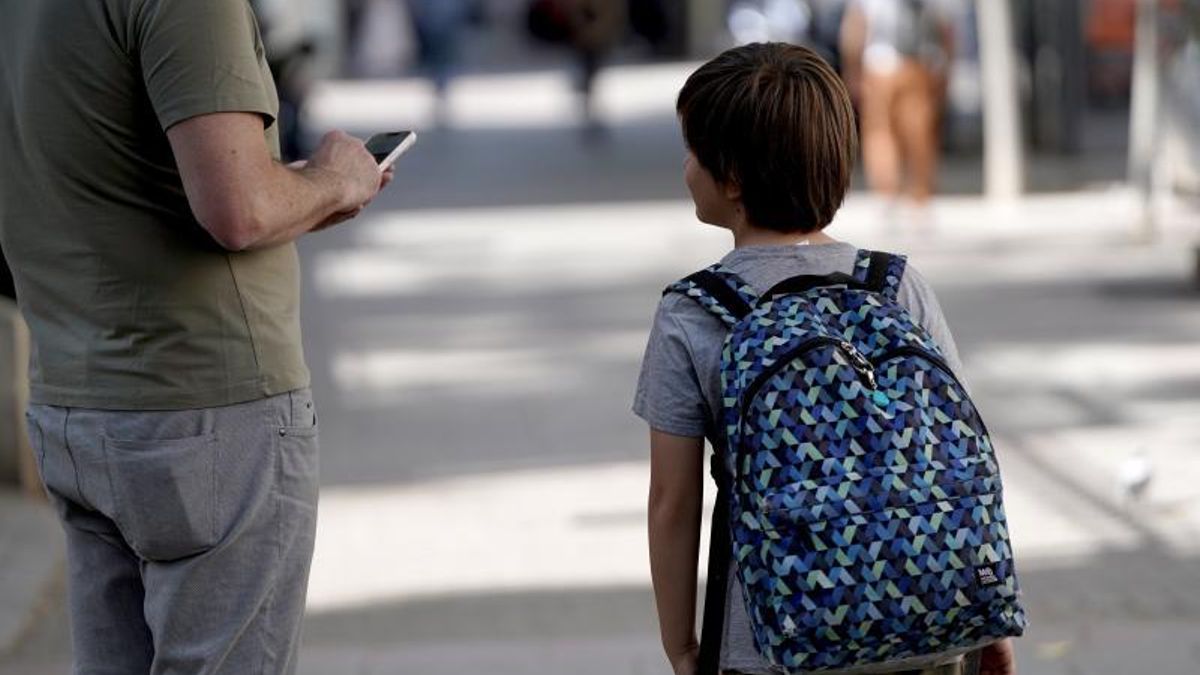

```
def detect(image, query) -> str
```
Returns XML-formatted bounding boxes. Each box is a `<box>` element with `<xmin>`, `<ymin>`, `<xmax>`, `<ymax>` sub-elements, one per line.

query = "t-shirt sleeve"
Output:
<box><xmin>134</xmin><ymin>0</ymin><xmax>277</xmax><ymax>132</ymax></box>
<box><xmin>632</xmin><ymin>297</ymin><xmax>710</xmax><ymax>438</ymax></box>
<box><xmin>897</xmin><ymin>264</ymin><xmax>966</xmax><ymax>377</ymax></box>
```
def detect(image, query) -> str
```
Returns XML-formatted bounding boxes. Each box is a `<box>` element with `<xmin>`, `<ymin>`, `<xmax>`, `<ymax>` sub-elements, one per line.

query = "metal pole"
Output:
<box><xmin>1129</xmin><ymin>0</ymin><xmax>1161</xmax><ymax>239</ymax></box>
<box><xmin>977</xmin><ymin>0</ymin><xmax>1025</xmax><ymax>200</ymax></box>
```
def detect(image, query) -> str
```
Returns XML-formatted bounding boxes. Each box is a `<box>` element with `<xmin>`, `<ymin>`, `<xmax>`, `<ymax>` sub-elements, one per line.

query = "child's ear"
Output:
<box><xmin>723</xmin><ymin>178</ymin><xmax>742</xmax><ymax>203</ymax></box>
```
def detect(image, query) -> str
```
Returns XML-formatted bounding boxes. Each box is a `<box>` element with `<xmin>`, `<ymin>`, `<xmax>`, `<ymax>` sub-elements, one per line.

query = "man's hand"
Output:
<box><xmin>979</xmin><ymin>638</ymin><xmax>1016</xmax><ymax>675</ymax></box>
<box><xmin>304</xmin><ymin>131</ymin><xmax>383</xmax><ymax>209</ymax></box>
<box><xmin>668</xmin><ymin>643</ymin><xmax>699</xmax><ymax>675</ymax></box>
<box><xmin>290</xmin><ymin>152</ymin><xmax>394</xmax><ymax>232</ymax></box>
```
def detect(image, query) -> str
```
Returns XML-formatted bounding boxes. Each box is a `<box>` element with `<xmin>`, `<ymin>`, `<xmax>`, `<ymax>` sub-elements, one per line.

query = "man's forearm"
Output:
<box><xmin>649</xmin><ymin>497</ymin><xmax>702</xmax><ymax>660</ymax></box>
<box><xmin>236</xmin><ymin>162</ymin><xmax>355</xmax><ymax>251</ymax></box>
<box><xmin>167</xmin><ymin>114</ymin><xmax>380</xmax><ymax>252</ymax></box>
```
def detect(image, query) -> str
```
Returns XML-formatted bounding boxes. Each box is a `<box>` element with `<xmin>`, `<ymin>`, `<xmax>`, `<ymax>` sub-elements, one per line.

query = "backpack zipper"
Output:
<box><xmin>873</xmin><ymin>346</ymin><xmax>994</xmax><ymax>440</ymax></box>
<box><xmin>732</xmin><ymin>340</ymin><xmax>991</xmax><ymax>493</ymax></box>
<box><xmin>739</xmin><ymin>343</ymin><xmax>964</xmax><ymax>423</ymax></box>
<box><xmin>739</xmin><ymin>337</ymin><xmax>870</xmax><ymax>419</ymax></box>
<box><xmin>731</xmin><ymin>336</ymin><xmax>853</xmax><ymax>486</ymax></box>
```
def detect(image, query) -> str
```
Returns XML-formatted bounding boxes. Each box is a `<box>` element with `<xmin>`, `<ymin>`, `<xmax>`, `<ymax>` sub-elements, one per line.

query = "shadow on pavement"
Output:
<box><xmin>295</xmin><ymin>546</ymin><xmax>1200</xmax><ymax>670</ymax></box>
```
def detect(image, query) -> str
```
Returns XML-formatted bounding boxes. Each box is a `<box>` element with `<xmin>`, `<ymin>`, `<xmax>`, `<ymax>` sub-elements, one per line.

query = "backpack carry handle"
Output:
<box><xmin>762</xmin><ymin>252</ymin><xmax>908</xmax><ymax>301</ymax></box>
<box><xmin>666</xmin><ymin>251</ymin><xmax>906</xmax><ymax>325</ymax></box>
<box><xmin>761</xmin><ymin>272</ymin><xmax>870</xmax><ymax>299</ymax></box>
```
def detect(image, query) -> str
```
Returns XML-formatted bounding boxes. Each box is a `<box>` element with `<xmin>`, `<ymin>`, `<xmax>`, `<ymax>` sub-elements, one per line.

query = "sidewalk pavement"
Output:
<box><xmin>298</xmin><ymin>185</ymin><xmax>1200</xmax><ymax>675</ymax></box>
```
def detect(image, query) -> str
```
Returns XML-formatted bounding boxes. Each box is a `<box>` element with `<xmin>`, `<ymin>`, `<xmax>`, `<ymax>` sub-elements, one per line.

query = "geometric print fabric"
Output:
<box><xmin>667</xmin><ymin>250</ymin><xmax>1027</xmax><ymax>672</ymax></box>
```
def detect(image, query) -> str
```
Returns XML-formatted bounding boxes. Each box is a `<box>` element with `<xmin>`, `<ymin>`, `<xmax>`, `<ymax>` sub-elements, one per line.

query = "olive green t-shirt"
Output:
<box><xmin>0</xmin><ymin>0</ymin><xmax>310</xmax><ymax>410</ymax></box>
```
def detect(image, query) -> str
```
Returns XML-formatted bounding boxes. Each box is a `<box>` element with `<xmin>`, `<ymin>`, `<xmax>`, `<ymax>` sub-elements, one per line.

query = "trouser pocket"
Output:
<box><xmin>104</xmin><ymin>433</ymin><xmax>219</xmax><ymax>562</ymax></box>
<box><xmin>23</xmin><ymin>410</ymin><xmax>46</xmax><ymax>481</ymax></box>
<box><xmin>275</xmin><ymin>423</ymin><xmax>319</xmax><ymax>511</ymax></box>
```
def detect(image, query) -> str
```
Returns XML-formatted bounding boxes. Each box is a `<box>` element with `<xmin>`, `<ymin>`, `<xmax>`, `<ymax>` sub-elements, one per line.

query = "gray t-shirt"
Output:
<box><xmin>633</xmin><ymin>242</ymin><xmax>964</xmax><ymax>674</ymax></box>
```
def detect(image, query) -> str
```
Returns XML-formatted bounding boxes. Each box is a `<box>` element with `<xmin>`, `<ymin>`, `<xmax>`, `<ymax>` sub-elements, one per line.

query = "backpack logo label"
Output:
<box><xmin>975</xmin><ymin>565</ymin><xmax>1002</xmax><ymax>588</ymax></box>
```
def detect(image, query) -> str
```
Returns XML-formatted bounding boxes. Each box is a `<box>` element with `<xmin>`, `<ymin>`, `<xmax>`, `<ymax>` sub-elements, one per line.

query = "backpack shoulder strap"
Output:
<box><xmin>664</xmin><ymin>265</ymin><xmax>758</xmax><ymax>328</ymax></box>
<box><xmin>852</xmin><ymin>249</ymin><xmax>908</xmax><ymax>303</ymax></box>
<box><xmin>663</xmin><ymin>266</ymin><xmax>754</xmax><ymax>675</ymax></box>
<box><xmin>697</xmin><ymin>487</ymin><xmax>732</xmax><ymax>675</ymax></box>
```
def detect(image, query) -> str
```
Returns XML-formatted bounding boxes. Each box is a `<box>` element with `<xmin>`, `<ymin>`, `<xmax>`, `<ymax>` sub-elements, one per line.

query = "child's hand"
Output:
<box><xmin>672</xmin><ymin>648</ymin><xmax>700</xmax><ymax>672</ymax></box>
<box><xmin>668</xmin><ymin>644</ymin><xmax>699</xmax><ymax>675</ymax></box>
<box><xmin>979</xmin><ymin>638</ymin><xmax>1017</xmax><ymax>675</ymax></box>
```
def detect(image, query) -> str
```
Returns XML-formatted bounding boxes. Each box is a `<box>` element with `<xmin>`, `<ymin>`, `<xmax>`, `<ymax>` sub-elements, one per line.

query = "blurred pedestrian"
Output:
<box><xmin>253</xmin><ymin>0</ymin><xmax>318</xmax><ymax>161</ymax></box>
<box><xmin>629</xmin><ymin>0</ymin><xmax>673</xmax><ymax>54</ymax></box>
<box><xmin>841</xmin><ymin>0</ymin><xmax>953</xmax><ymax>229</ymax></box>
<box><xmin>0</xmin><ymin>0</ymin><xmax>390</xmax><ymax>672</ymax></box>
<box><xmin>808</xmin><ymin>0</ymin><xmax>850</xmax><ymax>70</ymax></box>
<box><xmin>407</xmin><ymin>0</ymin><xmax>472</xmax><ymax>125</ymax></box>
<box><xmin>1086</xmin><ymin>0</ymin><xmax>1136</xmax><ymax>105</ymax></box>
<box><xmin>563</xmin><ymin>0</ymin><xmax>626</xmax><ymax>139</ymax></box>
<box><xmin>352</xmin><ymin>0</ymin><xmax>419</xmax><ymax>79</ymax></box>
<box><xmin>638</xmin><ymin>43</ymin><xmax>1019</xmax><ymax>675</ymax></box>
<box><xmin>344</xmin><ymin>0</ymin><xmax>368</xmax><ymax>74</ymax></box>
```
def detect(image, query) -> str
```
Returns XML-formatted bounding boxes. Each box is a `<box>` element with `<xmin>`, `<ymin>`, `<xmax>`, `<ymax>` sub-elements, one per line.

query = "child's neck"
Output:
<box><xmin>732</xmin><ymin>223</ymin><xmax>836</xmax><ymax>249</ymax></box>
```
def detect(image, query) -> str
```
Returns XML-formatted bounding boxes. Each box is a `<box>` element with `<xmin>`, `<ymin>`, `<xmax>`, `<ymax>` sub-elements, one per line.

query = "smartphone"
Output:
<box><xmin>365</xmin><ymin>131</ymin><xmax>417</xmax><ymax>171</ymax></box>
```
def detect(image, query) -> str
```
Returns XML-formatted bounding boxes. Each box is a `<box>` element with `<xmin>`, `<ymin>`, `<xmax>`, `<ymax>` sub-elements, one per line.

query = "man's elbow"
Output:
<box><xmin>200</xmin><ymin>207</ymin><xmax>265</xmax><ymax>252</ymax></box>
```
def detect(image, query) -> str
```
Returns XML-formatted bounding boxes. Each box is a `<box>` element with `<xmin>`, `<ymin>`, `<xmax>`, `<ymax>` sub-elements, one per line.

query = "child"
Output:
<box><xmin>634</xmin><ymin>43</ymin><xmax>1016</xmax><ymax>675</ymax></box>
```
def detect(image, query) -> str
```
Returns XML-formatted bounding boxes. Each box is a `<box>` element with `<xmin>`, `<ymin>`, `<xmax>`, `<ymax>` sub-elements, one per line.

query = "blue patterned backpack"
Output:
<box><xmin>667</xmin><ymin>249</ymin><xmax>1027</xmax><ymax>674</ymax></box>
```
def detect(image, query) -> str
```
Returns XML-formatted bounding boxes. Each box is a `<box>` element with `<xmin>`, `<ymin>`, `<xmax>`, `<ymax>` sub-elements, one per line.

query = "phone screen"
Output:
<box><xmin>365</xmin><ymin>131</ymin><xmax>417</xmax><ymax>169</ymax></box>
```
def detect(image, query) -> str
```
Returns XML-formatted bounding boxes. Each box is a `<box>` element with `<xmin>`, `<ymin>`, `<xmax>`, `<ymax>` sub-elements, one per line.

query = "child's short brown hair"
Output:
<box><xmin>677</xmin><ymin>43</ymin><xmax>857</xmax><ymax>234</ymax></box>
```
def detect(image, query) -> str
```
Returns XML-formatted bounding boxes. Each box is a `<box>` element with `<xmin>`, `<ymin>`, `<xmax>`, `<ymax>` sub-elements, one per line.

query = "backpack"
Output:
<box><xmin>666</xmin><ymin>249</ymin><xmax>1027</xmax><ymax>674</ymax></box>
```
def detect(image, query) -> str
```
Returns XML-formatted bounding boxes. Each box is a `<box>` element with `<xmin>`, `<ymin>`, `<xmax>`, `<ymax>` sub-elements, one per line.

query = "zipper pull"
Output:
<box><xmin>838</xmin><ymin>340</ymin><xmax>878</xmax><ymax>390</ymax></box>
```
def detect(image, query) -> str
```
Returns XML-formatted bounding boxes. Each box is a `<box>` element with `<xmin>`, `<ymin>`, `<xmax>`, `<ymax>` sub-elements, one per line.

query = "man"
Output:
<box><xmin>0</xmin><ymin>0</ymin><xmax>387</xmax><ymax>672</ymax></box>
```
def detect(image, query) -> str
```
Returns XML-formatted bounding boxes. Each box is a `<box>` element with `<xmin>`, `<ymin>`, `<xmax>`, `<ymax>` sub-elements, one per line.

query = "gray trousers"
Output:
<box><xmin>26</xmin><ymin>389</ymin><xmax>320</xmax><ymax>675</ymax></box>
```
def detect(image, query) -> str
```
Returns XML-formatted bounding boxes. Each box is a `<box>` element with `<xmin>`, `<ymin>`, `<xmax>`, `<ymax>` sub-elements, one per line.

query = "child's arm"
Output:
<box><xmin>648</xmin><ymin>428</ymin><xmax>706</xmax><ymax>675</ymax></box>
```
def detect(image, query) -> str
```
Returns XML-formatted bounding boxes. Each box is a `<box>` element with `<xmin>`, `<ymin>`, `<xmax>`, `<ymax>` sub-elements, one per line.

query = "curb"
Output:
<box><xmin>0</xmin><ymin>490</ymin><xmax>63</xmax><ymax>658</ymax></box>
